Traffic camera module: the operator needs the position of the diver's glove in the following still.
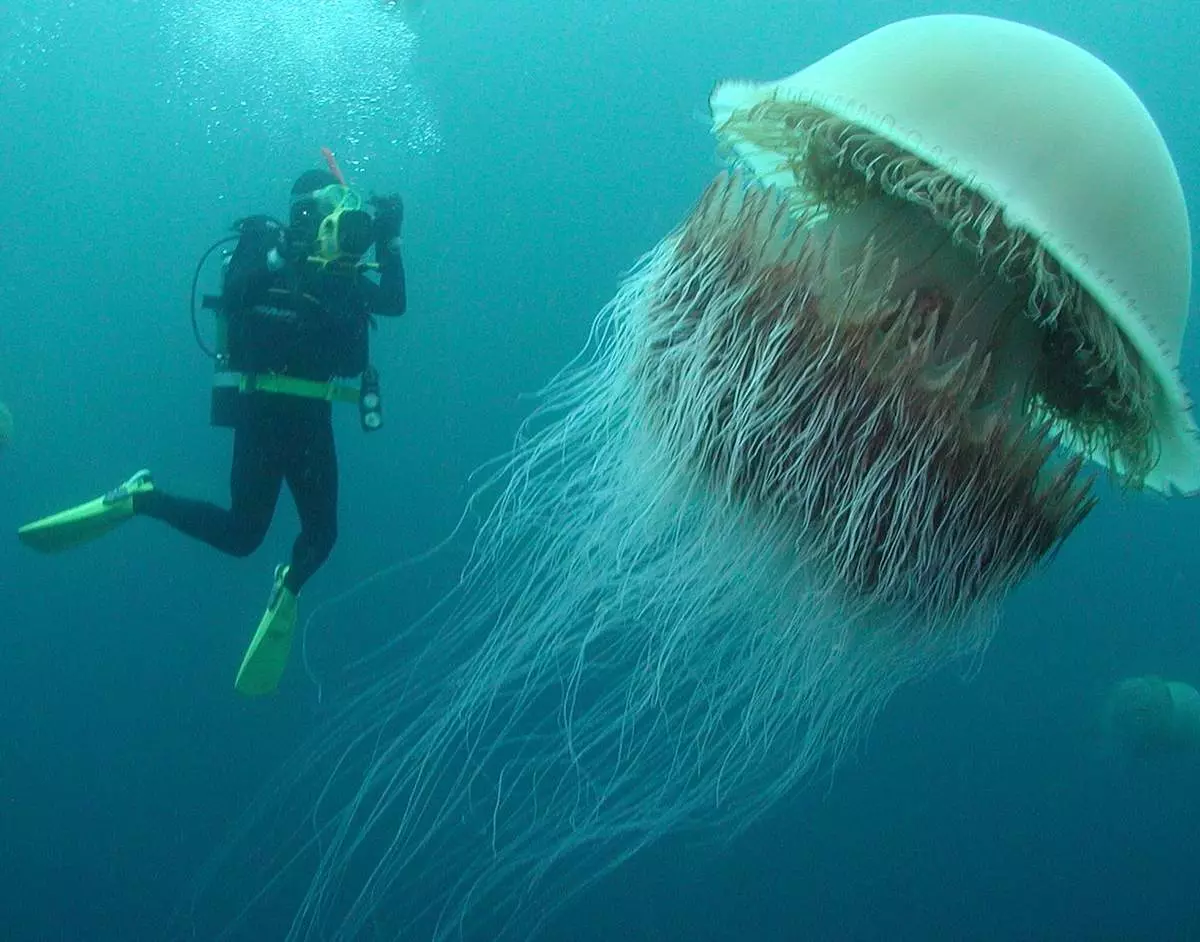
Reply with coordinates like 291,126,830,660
370,194,404,264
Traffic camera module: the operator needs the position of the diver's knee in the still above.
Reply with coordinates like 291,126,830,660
227,523,269,558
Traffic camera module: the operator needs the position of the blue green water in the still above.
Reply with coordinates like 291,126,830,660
2,1,1199,938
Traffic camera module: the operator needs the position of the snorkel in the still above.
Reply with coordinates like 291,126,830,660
321,146,347,186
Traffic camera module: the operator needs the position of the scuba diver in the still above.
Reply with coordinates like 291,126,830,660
17,158,407,696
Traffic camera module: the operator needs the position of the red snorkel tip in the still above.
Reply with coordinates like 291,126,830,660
321,146,347,186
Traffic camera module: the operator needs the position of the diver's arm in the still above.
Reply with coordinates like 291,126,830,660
374,251,407,316
370,195,407,317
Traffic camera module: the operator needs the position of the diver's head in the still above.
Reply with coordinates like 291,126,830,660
289,169,340,246
288,169,374,269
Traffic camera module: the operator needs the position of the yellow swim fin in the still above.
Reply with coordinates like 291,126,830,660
17,469,154,553
235,564,298,697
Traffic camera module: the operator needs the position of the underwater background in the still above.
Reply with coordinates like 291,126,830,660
1,0,1199,938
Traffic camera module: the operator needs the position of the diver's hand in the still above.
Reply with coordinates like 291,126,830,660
370,193,404,229
371,193,404,261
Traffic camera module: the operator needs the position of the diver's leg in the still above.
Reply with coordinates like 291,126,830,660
234,409,335,695
135,422,282,557
282,412,338,595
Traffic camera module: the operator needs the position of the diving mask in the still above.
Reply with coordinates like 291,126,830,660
290,184,375,269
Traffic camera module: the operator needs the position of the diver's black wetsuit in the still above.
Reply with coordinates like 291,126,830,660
136,217,406,594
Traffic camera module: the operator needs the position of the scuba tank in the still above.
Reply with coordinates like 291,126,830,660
192,215,287,427
202,289,239,429
192,229,243,427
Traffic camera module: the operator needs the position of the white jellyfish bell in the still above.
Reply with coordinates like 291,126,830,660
203,15,1197,941
710,13,1198,496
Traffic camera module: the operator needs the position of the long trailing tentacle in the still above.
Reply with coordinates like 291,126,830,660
192,171,1092,942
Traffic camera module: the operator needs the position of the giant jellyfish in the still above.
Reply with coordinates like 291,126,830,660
209,15,1199,941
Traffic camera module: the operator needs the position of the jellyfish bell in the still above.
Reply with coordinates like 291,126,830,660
1104,676,1200,757
696,15,1200,621
203,16,1197,942
709,13,1199,496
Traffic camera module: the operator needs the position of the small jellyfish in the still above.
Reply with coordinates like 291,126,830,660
1103,676,1200,758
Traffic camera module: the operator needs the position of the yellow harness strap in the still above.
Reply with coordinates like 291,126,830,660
234,372,360,404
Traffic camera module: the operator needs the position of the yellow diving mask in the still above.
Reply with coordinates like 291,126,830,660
292,184,376,270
